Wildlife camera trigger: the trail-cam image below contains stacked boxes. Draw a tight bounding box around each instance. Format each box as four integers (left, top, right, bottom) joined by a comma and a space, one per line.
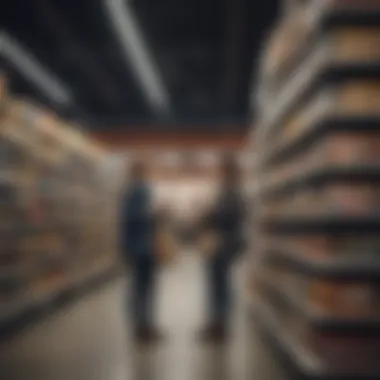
250, 1, 380, 378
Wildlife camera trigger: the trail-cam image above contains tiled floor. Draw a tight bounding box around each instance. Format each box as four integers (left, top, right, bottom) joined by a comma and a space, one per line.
0, 253, 288, 380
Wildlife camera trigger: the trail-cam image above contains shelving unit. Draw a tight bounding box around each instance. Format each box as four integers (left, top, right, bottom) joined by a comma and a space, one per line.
249, 1, 380, 379
0, 75, 118, 328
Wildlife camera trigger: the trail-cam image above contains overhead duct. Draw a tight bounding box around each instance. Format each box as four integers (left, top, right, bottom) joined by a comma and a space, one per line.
0, 32, 72, 106
104, 0, 171, 116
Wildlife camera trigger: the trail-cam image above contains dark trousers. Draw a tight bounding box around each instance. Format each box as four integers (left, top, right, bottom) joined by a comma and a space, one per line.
207, 255, 231, 327
130, 257, 156, 329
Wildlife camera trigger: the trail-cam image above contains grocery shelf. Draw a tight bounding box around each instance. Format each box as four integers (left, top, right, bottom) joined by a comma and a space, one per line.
265, 61, 380, 140
264, 215, 380, 234
0, 79, 119, 332
262, 166, 380, 200
0, 262, 118, 337
265, 246, 380, 281
250, 297, 327, 379
251, 2, 380, 378
265, 117, 380, 167
262, 279, 380, 334
271, 6, 380, 92
250, 297, 380, 380
324, 8, 380, 28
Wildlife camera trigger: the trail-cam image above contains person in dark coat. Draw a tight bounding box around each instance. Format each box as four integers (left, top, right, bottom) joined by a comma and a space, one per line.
120, 160, 161, 343
199, 155, 245, 342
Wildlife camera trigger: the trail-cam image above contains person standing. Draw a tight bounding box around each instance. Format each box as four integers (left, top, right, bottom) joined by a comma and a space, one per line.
120, 160, 161, 343
199, 155, 245, 343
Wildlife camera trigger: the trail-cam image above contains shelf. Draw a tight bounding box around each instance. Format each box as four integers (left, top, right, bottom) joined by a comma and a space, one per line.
262, 166, 380, 200
263, 279, 380, 333
264, 215, 380, 234
325, 8, 380, 29
0, 85, 118, 331
251, 297, 380, 379
262, 57, 380, 141
266, 245, 380, 281
253, 5, 380, 379
265, 117, 380, 167
250, 297, 327, 378
269, 4, 380, 95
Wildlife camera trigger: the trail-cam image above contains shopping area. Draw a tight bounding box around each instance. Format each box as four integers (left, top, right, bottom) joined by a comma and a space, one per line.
2, 0, 380, 379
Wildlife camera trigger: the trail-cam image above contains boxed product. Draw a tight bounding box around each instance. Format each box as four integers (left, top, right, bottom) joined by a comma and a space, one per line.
281, 234, 380, 260
307, 132, 380, 169
287, 80, 380, 125
325, 183, 380, 216
266, 263, 380, 318
334, 81, 380, 117
270, 183, 380, 218
330, 27, 380, 63
308, 279, 379, 318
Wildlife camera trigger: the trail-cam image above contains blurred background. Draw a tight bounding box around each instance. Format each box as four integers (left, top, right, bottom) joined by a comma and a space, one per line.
1, 1, 380, 380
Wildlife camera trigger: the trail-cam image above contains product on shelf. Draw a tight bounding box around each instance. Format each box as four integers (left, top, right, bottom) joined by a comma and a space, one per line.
331, 28, 380, 63
0, 85, 119, 325
308, 279, 379, 318
250, 2, 380, 378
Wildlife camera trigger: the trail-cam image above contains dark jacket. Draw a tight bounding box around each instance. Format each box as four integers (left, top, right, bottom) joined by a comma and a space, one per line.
120, 181, 155, 264
205, 186, 245, 263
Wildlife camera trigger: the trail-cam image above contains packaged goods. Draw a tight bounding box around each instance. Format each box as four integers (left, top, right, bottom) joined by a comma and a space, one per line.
326, 184, 380, 216
253, 1, 380, 378
281, 235, 380, 259
268, 183, 380, 218
263, 258, 379, 318
274, 131, 380, 174
277, 80, 380, 153
322, 133, 380, 167
330, 28, 380, 63
0, 90, 118, 322
335, 81, 380, 116
308, 280, 379, 318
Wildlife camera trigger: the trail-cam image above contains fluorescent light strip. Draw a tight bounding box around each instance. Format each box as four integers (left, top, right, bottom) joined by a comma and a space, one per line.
0, 32, 72, 106
105, 0, 170, 115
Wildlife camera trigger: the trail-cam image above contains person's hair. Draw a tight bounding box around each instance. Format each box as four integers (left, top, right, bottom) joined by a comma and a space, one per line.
221, 154, 240, 184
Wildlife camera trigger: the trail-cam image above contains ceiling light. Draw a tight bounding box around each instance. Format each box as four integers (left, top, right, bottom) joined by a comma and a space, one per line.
104, 0, 171, 116
0, 32, 72, 106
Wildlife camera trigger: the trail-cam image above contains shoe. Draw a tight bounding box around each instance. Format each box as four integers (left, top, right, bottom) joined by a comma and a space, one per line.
134, 326, 164, 345
133, 326, 151, 344
199, 322, 228, 344
147, 326, 164, 342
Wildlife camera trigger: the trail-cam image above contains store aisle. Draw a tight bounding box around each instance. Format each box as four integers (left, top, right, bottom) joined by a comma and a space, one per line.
0, 254, 287, 380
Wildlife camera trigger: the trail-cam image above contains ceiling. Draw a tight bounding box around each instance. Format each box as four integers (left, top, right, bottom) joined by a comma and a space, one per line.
1, 0, 279, 131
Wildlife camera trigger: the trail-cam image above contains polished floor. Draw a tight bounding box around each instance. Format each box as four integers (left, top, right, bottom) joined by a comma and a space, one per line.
0, 253, 287, 380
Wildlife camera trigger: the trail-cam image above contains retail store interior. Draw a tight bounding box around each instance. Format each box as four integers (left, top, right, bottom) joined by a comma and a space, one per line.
1, 1, 380, 379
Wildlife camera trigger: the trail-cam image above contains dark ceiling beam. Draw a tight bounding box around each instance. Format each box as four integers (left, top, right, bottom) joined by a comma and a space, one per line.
221, 0, 248, 110
35, 0, 123, 109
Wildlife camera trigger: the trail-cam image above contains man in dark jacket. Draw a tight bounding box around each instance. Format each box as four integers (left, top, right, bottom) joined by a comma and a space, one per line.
120, 160, 160, 343
200, 155, 245, 343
